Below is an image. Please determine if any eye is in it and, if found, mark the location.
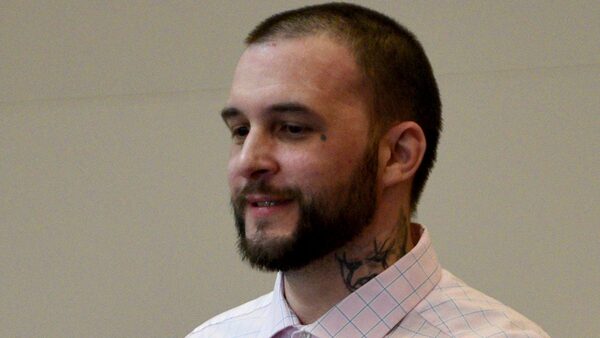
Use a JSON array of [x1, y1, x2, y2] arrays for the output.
[[231, 125, 249, 141], [284, 124, 305, 134], [280, 123, 311, 138]]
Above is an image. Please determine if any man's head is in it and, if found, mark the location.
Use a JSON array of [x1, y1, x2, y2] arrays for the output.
[[222, 3, 441, 271], [246, 3, 442, 211]]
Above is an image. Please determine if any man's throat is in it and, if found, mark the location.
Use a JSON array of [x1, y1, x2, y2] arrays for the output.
[[334, 213, 410, 292]]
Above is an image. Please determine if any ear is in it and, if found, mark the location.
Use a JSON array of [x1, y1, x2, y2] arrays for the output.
[[380, 121, 426, 188]]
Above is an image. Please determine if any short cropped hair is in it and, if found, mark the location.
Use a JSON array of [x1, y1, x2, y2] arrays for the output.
[[246, 3, 442, 212]]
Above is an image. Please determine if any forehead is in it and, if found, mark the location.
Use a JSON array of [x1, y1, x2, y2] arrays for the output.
[[228, 35, 368, 117]]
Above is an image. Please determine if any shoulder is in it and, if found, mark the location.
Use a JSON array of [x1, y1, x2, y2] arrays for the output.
[[185, 292, 273, 338], [412, 270, 550, 337]]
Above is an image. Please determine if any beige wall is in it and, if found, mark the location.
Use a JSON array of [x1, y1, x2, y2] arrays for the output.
[[1, 1, 598, 337]]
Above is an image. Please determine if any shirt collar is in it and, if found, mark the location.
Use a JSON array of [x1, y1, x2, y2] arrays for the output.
[[260, 224, 442, 338], [258, 273, 301, 337]]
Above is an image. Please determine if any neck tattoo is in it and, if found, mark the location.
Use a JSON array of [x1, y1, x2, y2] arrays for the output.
[[335, 214, 409, 292]]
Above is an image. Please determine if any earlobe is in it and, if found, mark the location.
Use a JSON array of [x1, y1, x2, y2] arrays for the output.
[[381, 122, 426, 187]]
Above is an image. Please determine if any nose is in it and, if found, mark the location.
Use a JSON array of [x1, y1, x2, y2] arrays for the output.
[[231, 128, 279, 181]]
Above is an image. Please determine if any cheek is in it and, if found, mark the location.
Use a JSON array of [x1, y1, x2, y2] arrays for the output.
[[227, 173, 236, 192], [285, 150, 355, 188], [286, 156, 324, 184], [226, 158, 241, 193]]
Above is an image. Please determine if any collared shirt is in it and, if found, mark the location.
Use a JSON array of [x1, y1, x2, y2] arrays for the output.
[[187, 225, 549, 337]]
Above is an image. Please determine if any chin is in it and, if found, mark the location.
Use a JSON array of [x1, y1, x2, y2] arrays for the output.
[[247, 217, 298, 239], [239, 234, 301, 272], [247, 228, 294, 245]]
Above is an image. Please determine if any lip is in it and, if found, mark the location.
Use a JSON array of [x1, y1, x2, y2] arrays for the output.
[[245, 194, 294, 218]]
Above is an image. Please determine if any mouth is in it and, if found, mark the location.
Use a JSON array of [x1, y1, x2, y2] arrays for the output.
[[245, 195, 294, 216], [251, 200, 287, 207]]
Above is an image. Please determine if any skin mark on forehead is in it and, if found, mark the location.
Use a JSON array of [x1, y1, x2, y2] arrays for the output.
[[320, 134, 327, 142]]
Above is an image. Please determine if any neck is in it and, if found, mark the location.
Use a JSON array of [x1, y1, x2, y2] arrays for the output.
[[283, 208, 411, 324]]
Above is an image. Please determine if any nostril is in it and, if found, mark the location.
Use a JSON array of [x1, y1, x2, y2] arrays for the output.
[[250, 168, 272, 180]]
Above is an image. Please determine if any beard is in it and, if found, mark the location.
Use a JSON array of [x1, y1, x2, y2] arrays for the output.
[[231, 143, 379, 272]]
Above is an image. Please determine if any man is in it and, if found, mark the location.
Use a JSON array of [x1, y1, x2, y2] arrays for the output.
[[188, 3, 548, 337]]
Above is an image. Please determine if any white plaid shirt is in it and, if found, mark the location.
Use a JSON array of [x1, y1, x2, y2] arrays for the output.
[[187, 225, 549, 337]]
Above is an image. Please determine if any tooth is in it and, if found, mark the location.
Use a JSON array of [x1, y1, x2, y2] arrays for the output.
[[257, 201, 277, 207]]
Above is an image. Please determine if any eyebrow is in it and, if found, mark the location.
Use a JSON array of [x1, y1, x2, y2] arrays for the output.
[[221, 107, 242, 121], [221, 102, 319, 121], [268, 102, 316, 115]]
